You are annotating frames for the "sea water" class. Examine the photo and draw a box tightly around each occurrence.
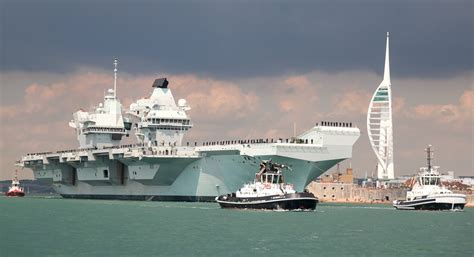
[0,197,472,257]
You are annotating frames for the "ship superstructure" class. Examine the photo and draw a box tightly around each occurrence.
[69,59,127,149]
[18,60,361,201]
[126,77,192,147]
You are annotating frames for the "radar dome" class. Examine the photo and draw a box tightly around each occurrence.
[178,99,187,107]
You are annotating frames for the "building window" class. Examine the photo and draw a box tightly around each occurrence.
[103,169,109,178]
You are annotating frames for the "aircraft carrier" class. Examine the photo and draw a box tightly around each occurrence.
[17,59,361,201]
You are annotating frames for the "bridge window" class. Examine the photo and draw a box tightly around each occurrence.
[273,175,278,183]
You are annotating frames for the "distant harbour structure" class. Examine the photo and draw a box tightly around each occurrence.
[367,32,394,180]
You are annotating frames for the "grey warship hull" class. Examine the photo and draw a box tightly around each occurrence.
[22,132,359,201]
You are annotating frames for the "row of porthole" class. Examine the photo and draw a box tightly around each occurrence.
[322,187,344,190]
[146,118,191,125]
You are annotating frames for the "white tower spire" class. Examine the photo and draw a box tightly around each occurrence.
[367,32,394,180]
[383,32,390,84]
[113,58,118,98]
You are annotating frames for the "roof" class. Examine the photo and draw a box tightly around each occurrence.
[152,78,169,88]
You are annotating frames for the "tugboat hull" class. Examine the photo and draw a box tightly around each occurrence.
[6,191,25,197]
[216,192,318,211]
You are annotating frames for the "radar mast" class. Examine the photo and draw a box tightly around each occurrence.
[114,58,118,98]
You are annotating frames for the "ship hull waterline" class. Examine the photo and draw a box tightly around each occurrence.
[393,195,467,211]
[31,155,345,202]
[215,192,318,211]
[6,191,25,197]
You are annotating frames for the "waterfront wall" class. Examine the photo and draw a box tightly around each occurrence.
[307,182,408,203]
[307,182,474,206]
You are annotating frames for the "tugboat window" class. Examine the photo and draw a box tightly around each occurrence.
[273,175,278,183]
[103,169,109,178]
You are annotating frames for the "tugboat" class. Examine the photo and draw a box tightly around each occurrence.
[393,145,466,211]
[6,171,25,197]
[215,160,318,211]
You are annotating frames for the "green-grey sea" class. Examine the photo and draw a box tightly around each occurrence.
[0,197,472,257]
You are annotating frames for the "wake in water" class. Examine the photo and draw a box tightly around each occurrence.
[323,205,394,210]
[139,203,219,210]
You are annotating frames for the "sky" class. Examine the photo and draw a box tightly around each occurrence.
[0,0,472,180]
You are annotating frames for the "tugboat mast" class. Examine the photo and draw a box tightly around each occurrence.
[426,144,433,171]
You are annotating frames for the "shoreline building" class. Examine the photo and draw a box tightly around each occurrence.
[367,32,394,180]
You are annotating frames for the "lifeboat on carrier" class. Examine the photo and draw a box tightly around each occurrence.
[215,160,318,211]
[5,171,25,197]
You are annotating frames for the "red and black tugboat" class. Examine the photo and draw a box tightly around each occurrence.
[5,171,25,197]
[215,160,318,211]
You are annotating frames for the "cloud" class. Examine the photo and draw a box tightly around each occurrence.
[329,88,405,117]
[2,1,472,79]
[278,75,318,112]
[169,75,260,119]
[284,75,311,91]
[409,89,473,128]
[0,70,264,179]
[0,106,18,119]
[1,69,472,180]
[393,97,406,114]
[331,89,371,116]
[1,71,112,121]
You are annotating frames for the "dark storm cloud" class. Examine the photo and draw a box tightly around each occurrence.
[1,0,472,79]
